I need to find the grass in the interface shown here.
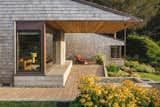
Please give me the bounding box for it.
[136,72,160,82]
[0,101,65,107]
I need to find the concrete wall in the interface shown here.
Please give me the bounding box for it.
[65,33,124,66]
[14,61,72,87]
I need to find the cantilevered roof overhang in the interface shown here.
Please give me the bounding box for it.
[46,21,139,33]
[46,0,142,33]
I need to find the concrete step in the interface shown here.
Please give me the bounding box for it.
[14,61,72,88]
[14,75,64,87]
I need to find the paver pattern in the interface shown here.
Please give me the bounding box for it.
[0,65,104,101]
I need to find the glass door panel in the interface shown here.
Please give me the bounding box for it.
[17,31,41,73]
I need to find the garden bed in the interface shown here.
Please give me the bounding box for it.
[104,60,160,80]
[149,83,160,89]
[98,77,153,88]
[99,77,143,83]
[101,60,160,88]
[137,72,160,82]
[71,76,160,107]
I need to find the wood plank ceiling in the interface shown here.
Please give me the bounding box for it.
[46,21,138,34]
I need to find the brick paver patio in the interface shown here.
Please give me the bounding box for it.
[0,65,104,101]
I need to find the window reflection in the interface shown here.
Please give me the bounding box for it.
[17,31,41,72]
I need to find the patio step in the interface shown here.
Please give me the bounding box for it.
[14,76,63,87]
[14,61,72,88]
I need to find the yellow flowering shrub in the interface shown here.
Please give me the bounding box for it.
[70,76,160,107]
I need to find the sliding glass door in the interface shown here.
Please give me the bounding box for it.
[17,30,41,73]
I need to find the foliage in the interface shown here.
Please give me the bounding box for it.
[125,60,140,68]
[131,72,141,78]
[107,65,120,73]
[108,71,128,77]
[137,72,160,82]
[94,54,104,65]
[71,76,160,107]
[86,0,159,27]
[106,65,140,77]
[127,33,160,71]
[120,66,136,73]
[143,15,160,41]
[125,60,156,73]
[69,102,80,107]
[136,64,156,73]
[120,66,140,77]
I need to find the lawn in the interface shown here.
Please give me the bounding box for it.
[136,72,160,82]
[0,101,69,107]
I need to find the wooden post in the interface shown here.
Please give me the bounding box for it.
[43,23,46,74]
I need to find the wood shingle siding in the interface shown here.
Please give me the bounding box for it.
[65,33,124,65]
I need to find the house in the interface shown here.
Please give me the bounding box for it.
[0,0,141,87]
[65,33,124,66]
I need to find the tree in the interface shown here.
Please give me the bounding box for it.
[127,33,160,71]
[86,0,159,27]
[137,1,160,43]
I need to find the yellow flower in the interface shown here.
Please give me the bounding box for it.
[99,99,105,104]
[121,103,126,107]
[82,94,89,98]
[113,103,119,107]
[107,95,113,100]
[80,98,86,104]
[96,90,101,95]
[85,101,93,107]
[128,102,136,107]
[78,76,160,107]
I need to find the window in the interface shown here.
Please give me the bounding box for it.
[111,46,122,58]
[17,30,41,73]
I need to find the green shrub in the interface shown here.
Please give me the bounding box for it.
[125,60,156,73]
[125,60,139,68]
[94,54,104,65]
[136,64,156,73]
[108,71,128,77]
[69,101,80,107]
[131,72,141,77]
[107,65,120,73]
[127,33,160,71]
[121,66,136,72]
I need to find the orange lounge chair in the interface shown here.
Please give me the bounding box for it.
[75,54,88,64]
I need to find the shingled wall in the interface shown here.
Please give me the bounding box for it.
[65,33,124,65]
